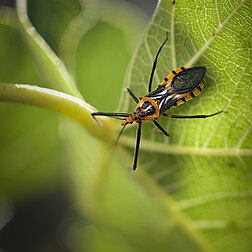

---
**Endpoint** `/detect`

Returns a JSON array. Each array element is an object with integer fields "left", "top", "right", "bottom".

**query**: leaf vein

[
  {"left": 185, "top": 0, "right": 246, "bottom": 67},
  {"left": 177, "top": 190, "right": 252, "bottom": 209},
  {"left": 120, "top": 136, "right": 252, "bottom": 156}
]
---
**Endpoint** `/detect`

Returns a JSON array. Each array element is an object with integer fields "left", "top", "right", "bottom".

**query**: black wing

[
  {"left": 171, "top": 67, "right": 206, "bottom": 93},
  {"left": 158, "top": 67, "right": 206, "bottom": 114}
]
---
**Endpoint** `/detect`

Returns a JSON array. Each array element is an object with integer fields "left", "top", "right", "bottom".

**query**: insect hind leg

[
  {"left": 148, "top": 32, "right": 169, "bottom": 93},
  {"left": 162, "top": 110, "right": 223, "bottom": 119}
]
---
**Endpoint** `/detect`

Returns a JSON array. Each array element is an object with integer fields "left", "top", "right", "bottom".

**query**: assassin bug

[{"left": 92, "top": 34, "right": 222, "bottom": 170}]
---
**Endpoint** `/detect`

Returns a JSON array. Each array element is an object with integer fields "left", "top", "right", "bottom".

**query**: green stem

[{"left": 0, "top": 83, "right": 114, "bottom": 142}]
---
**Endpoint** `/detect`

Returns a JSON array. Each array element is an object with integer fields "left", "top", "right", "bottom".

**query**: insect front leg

[
  {"left": 126, "top": 88, "right": 139, "bottom": 104},
  {"left": 91, "top": 112, "right": 132, "bottom": 124},
  {"left": 132, "top": 123, "right": 142, "bottom": 171}
]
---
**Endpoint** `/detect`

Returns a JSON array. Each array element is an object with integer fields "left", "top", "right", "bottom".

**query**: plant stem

[{"left": 0, "top": 83, "right": 114, "bottom": 142}]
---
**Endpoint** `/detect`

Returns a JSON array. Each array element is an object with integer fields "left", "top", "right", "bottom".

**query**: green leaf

[
  {"left": 16, "top": 0, "right": 82, "bottom": 97},
  {"left": 115, "top": 0, "right": 252, "bottom": 251},
  {"left": 0, "top": 17, "right": 61, "bottom": 199}
]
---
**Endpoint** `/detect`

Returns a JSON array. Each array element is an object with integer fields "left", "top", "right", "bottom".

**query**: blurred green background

[
  {"left": 0, "top": 0, "right": 251, "bottom": 252},
  {"left": 0, "top": 0, "right": 156, "bottom": 251}
]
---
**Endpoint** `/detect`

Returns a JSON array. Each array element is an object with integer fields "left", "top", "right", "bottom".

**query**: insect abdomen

[{"left": 173, "top": 81, "right": 204, "bottom": 107}]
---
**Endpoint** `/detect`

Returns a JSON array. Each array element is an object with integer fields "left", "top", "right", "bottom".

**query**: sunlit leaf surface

[{"left": 116, "top": 0, "right": 252, "bottom": 251}]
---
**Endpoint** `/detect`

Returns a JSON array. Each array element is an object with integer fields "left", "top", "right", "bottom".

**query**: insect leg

[
  {"left": 153, "top": 120, "right": 169, "bottom": 137},
  {"left": 162, "top": 110, "right": 223, "bottom": 119},
  {"left": 91, "top": 112, "right": 131, "bottom": 124},
  {"left": 148, "top": 32, "right": 169, "bottom": 93},
  {"left": 132, "top": 123, "right": 142, "bottom": 171},
  {"left": 92, "top": 112, "right": 131, "bottom": 118},
  {"left": 126, "top": 88, "right": 139, "bottom": 103}
]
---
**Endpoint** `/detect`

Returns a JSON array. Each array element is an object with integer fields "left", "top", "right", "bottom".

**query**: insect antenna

[{"left": 115, "top": 124, "right": 126, "bottom": 146}]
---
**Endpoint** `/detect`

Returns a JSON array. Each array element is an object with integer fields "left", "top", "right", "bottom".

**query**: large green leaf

[
  {"left": 115, "top": 0, "right": 252, "bottom": 251},
  {"left": 0, "top": 10, "right": 61, "bottom": 199}
]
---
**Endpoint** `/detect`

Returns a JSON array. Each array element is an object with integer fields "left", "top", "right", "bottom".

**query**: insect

[{"left": 92, "top": 34, "right": 222, "bottom": 170}]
